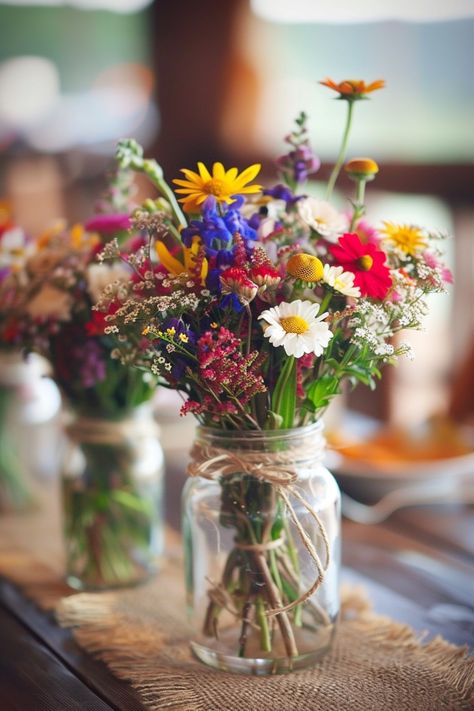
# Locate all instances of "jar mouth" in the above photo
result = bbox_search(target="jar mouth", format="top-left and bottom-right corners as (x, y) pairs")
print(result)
(198, 421), (323, 438)
(196, 421), (325, 454)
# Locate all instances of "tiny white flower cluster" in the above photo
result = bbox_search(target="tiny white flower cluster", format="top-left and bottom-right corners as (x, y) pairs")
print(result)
(97, 239), (120, 262)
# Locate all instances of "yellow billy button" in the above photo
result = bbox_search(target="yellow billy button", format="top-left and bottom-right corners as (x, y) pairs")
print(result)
(344, 157), (379, 181)
(279, 315), (310, 335)
(286, 253), (324, 284)
(358, 254), (374, 271)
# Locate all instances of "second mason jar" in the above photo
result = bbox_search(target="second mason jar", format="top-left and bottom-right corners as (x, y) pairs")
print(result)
(183, 422), (341, 675)
(62, 404), (164, 590)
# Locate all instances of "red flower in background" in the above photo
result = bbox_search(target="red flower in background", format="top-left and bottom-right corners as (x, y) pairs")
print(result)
(330, 233), (391, 299)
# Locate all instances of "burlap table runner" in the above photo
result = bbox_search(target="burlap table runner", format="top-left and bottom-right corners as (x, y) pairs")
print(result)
(0, 489), (473, 711)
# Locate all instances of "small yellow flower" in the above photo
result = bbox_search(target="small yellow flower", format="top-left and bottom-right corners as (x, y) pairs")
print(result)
(345, 157), (379, 180)
(179, 333), (189, 343)
(0, 200), (11, 226)
(210, 322), (218, 329)
(36, 220), (67, 249)
(173, 162), (262, 212)
(70, 223), (100, 250)
(156, 236), (208, 284)
(142, 326), (151, 336)
(287, 253), (324, 284)
(381, 222), (427, 256)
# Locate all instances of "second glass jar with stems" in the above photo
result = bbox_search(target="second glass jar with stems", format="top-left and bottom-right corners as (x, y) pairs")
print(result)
(62, 404), (164, 590)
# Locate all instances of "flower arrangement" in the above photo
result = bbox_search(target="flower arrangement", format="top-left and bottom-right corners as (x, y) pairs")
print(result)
(89, 77), (451, 663)
(0, 178), (163, 587)
(97, 80), (451, 431)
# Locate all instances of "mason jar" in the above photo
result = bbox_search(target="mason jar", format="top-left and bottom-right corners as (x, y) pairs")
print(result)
(62, 404), (164, 590)
(183, 422), (340, 675)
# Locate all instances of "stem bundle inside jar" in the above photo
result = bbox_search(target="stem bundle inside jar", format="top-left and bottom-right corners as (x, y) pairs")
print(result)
(63, 430), (161, 589)
(202, 474), (328, 660)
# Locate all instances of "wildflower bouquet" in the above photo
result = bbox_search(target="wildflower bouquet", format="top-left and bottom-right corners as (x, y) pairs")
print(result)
(0, 204), (40, 509)
(1, 181), (163, 588)
(94, 79), (451, 665)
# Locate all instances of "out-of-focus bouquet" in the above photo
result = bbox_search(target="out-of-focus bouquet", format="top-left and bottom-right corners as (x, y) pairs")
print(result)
(89, 77), (451, 663)
(0, 187), (156, 418)
(0, 178), (163, 589)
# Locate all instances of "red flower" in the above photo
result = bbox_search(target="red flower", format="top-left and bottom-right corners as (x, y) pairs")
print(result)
(85, 311), (108, 336)
(330, 233), (391, 299)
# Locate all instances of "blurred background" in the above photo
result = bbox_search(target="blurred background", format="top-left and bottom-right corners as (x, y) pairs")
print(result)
(0, 0), (473, 428)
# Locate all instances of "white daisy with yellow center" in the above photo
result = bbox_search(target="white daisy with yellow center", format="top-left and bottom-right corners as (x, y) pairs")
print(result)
(259, 299), (333, 358)
(323, 264), (361, 298)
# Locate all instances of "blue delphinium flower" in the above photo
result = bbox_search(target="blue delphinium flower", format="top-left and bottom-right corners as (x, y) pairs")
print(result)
(181, 197), (256, 262)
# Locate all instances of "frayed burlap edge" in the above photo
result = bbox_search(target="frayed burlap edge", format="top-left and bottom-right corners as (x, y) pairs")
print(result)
(55, 583), (474, 711)
(1, 547), (473, 711)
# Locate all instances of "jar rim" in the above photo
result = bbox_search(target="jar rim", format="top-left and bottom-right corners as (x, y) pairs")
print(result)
(197, 420), (324, 445)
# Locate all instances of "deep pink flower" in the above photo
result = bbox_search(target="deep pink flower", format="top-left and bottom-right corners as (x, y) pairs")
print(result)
(85, 213), (131, 234)
(330, 232), (392, 300)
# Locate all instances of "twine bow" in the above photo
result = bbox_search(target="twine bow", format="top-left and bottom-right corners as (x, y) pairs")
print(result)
(188, 440), (331, 618)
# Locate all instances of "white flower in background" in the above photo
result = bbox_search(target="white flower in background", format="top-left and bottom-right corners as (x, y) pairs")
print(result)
(26, 284), (72, 321)
(259, 299), (333, 358)
(0, 227), (33, 270)
(86, 262), (131, 302)
(322, 264), (361, 298)
(297, 198), (347, 241)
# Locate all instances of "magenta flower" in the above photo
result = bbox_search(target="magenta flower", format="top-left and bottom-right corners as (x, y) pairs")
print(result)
(85, 213), (131, 234)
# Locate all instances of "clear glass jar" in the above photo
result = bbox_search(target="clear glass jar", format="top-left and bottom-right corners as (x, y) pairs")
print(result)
(183, 422), (340, 675)
(0, 351), (61, 511)
(62, 404), (164, 590)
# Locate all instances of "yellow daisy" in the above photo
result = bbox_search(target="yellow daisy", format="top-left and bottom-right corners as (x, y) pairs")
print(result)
(173, 162), (262, 212)
(381, 222), (427, 256)
(156, 235), (208, 284)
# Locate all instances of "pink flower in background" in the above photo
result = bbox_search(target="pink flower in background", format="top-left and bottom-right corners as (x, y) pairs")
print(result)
(85, 213), (131, 234)
(355, 219), (381, 247)
(423, 250), (453, 284)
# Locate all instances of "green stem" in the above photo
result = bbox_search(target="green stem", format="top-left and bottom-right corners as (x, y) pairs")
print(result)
(349, 178), (366, 231)
(256, 596), (272, 652)
(142, 160), (187, 229)
(326, 100), (355, 200)
(319, 291), (333, 315)
(245, 305), (252, 357)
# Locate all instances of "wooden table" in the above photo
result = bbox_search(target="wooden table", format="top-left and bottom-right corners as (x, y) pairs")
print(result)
(0, 464), (473, 710)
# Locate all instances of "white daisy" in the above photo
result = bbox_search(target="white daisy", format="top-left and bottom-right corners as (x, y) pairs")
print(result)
(323, 264), (361, 298)
(297, 198), (347, 242)
(259, 299), (333, 358)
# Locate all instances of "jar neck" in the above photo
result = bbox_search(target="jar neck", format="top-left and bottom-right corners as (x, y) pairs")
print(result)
(66, 403), (159, 446)
(195, 422), (326, 463)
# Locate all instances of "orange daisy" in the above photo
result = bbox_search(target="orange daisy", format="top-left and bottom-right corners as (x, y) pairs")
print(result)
(319, 78), (385, 99)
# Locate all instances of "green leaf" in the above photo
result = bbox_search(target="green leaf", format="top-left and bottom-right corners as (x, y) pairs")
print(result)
(271, 356), (296, 429)
(306, 375), (340, 410)
(111, 490), (152, 515)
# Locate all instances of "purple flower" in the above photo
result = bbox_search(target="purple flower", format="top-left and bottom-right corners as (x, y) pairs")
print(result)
(181, 197), (256, 260)
(75, 339), (107, 388)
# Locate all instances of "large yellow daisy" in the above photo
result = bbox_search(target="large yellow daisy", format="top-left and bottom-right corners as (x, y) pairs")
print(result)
(381, 222), (427, 256)
(173, 162), (262, 212)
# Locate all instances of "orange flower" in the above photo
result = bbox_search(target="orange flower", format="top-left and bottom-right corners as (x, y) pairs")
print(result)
(319, 78), (385, 99)
(345, 158), (379, 176)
